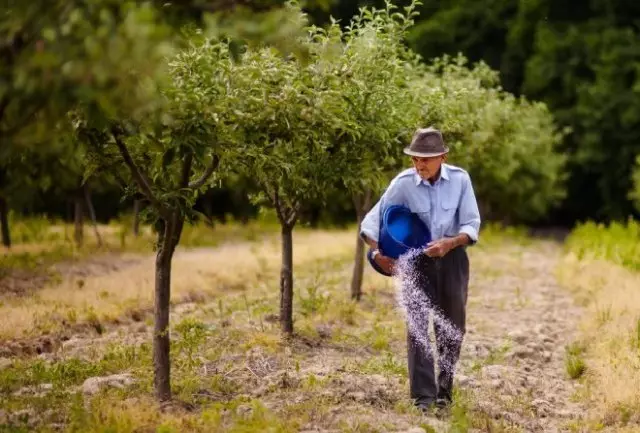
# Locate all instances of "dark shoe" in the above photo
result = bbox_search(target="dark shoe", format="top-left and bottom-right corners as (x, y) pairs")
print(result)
(415, 398), (436, 413)
(435, 397), (451, 409)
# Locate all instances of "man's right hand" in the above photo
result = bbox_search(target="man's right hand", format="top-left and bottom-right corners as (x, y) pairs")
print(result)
(374, 250), (396, 275)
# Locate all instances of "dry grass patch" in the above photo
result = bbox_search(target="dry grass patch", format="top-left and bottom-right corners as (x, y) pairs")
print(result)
(557, 253), (640, 428)
(0, 223), (535, 431)
(0, 229), (355, 341)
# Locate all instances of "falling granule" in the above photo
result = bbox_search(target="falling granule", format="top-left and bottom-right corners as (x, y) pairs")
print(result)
(394, 249), (463, 377)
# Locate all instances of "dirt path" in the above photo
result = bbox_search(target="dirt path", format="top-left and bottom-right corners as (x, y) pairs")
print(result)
(456, 239), (586, 432)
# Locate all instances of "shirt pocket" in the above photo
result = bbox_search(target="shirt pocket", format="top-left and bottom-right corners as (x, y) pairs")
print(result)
(440, 185), (461, 216)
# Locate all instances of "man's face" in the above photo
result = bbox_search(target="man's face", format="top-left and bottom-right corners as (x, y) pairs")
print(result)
(411, 155), (446, 180)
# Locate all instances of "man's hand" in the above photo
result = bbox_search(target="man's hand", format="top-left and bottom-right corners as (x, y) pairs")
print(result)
(374, 251), (396, 274)
(424, 234), (471, 258)
(424, 238), (456, 258)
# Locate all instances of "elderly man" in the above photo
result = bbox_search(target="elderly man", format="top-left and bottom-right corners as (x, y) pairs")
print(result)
(360, 127), (481, 411)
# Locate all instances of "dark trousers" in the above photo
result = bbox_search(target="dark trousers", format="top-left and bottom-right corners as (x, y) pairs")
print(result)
(406, 246), (469, 404)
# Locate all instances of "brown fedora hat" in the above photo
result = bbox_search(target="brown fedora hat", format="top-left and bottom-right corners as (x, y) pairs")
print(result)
(403, 127), (449, 158)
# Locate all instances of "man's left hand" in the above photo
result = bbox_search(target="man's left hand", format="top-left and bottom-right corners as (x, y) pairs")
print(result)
(424, 238), (455, 258)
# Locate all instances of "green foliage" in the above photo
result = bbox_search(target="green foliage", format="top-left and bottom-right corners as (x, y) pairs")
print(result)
(448, 388), (472, 433)
(565, 219), (640, 271)
(229, 33), (352, 220)
(565, 342), (587, 380)
(401, 0), (640, 223)
(350, 352), (407, 378)
(299, 285), (331, 316)
(630, 155), (640, 214)
(172, 317), (210, 371)
(413, 55), (567, 223)
(0, 343), (151, 394)
(323, 1), (424, 198)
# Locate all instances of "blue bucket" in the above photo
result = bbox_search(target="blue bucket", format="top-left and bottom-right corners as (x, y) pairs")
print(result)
(367, 205), (432, 276)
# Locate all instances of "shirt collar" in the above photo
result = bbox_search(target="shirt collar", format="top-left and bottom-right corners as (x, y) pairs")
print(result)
(414, 164), (450, 186)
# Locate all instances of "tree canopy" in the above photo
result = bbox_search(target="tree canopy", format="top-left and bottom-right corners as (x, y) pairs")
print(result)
(309, 0), (640, 224)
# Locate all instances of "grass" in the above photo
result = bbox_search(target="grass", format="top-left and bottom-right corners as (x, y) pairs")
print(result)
(0, 212), (283, 278)
(0, 229), (358, 341)
(0, 220), (538, 432)
(559, 220), (640, 428)
(564, 219), (640, 271)
(564, 343), (586, 380)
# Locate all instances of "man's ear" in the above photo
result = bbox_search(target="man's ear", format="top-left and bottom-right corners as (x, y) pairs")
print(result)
(442, 154), (448, 162)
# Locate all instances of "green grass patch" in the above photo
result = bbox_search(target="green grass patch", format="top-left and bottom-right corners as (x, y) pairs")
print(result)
(476, 222), (532, 247)
(345, 352), (407, 378)
(564, 219), (640, 271)
(565, 341), (587, 380)
(0, 343), (152, 395)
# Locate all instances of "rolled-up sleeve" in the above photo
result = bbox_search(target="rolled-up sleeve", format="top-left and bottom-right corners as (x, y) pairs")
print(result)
(359, 178), (406, 243)
(458, 172), (481, 243)
(360, 200), (381, 242)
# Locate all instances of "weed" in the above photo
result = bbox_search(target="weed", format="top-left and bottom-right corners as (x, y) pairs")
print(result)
(596, 303), (612, 326)
(449, 387), (471, 433)
(631, 317), (640, 351)
(85, 307), (104, 335)
(337, 418), (380, 433)
(240, 331), (281, 353)
(565, 342), (587, 380)
(299, 284), (330, 317)
(337, 300), (357, 325)
(65, 309), (78, 324)
(173, 318), (210, 371)
(351, 352), (406, 378)
(362, 322), (394, 352)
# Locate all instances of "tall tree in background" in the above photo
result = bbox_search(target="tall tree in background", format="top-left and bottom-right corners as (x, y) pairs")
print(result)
(406, 0), (640, 223)
(413, 56), (566, 223)
(312, 0), (640, 224)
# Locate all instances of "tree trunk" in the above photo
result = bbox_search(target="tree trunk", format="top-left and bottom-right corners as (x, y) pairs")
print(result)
(350, 212), (366, 301)
(350, 190), (372, 301)
(83, 183), (103, 247)
(204, 196), (214, 227)
(74, 194), (84, 247)
(132, 199), (141, 237)
(0, 197), (11, 248)
(280, 224), (294, 335)
(153, 212), (183, 402)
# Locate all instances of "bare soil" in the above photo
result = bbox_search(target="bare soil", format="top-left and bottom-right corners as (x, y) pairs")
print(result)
(0, 238), (587, 432)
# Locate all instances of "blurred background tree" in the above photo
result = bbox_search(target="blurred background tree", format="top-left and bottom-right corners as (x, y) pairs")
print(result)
(3, 0), (640, 235)
(307, 0), (640, 225)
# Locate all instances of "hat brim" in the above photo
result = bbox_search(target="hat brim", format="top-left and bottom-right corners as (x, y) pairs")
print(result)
(403, 147), (449, 158)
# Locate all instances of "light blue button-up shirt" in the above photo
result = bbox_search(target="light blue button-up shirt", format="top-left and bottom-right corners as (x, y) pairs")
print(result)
(360, 163), (481, 245)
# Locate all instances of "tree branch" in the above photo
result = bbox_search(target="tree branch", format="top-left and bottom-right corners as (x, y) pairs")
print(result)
(111, 127), (168, 217)
(285, 201), (300, 227)
(188, 155), (219, 189)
